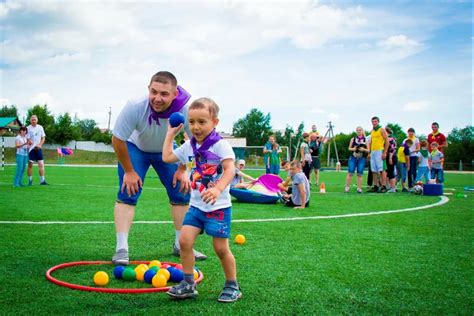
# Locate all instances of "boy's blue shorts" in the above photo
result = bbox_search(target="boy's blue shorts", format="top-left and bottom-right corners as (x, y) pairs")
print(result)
(116, 142), (190, 206)
(183, 205), (232, 238)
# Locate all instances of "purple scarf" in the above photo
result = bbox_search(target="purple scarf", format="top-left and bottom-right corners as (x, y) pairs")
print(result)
(190, 129), (222, 175)
(148, 85), (191, 126)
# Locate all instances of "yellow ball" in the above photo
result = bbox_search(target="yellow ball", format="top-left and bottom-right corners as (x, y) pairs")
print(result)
(235, 234), (246, 244)
(193, 269), (199, 280)
(152, 274), (167, 288)
(148, 260), (161, 269)
(157, 268), (171, 281)
(136, 264), (149, 271)
(135, 266), (147, 281)
(93, 271), (109, 286)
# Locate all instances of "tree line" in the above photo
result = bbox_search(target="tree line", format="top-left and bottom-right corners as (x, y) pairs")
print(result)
(0, 104), (112, 145)
(232, 108), (474, 170)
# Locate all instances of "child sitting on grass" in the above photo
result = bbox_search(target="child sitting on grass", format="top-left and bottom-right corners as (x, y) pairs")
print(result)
(230, 159), (256, 189)
(282, 161), (310, 209)
(163, 97), (241, 303)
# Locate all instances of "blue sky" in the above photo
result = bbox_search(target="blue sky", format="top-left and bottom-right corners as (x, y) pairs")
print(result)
(0, 0), (472, 136)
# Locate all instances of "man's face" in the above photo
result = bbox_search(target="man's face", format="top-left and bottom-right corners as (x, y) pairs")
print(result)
(148, 81), (178, 113)
(371, 119), (379, 128)
(30, 116), (38, 126)
(431, 124), (439, 133)
(269, 136), (275, 144)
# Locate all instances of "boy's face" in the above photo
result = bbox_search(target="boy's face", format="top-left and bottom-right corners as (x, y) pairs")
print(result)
(408, 130), (414, 137)
(431, 143), (438, 150)
(371, 118), (379, 128)
(188, 108), (219, 143)
(148, 81), (178, 113)
(290, 165), (300, 176)
(237, 163), (245, 170)
(269, 136), (275, 144)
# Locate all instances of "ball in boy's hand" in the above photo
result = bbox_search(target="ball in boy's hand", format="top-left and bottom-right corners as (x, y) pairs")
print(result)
(169, 112), (185, 128)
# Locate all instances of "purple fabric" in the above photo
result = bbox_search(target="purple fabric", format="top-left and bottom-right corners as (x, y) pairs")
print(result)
(255, 174), (283, 193)
(190, 129), (223, 175)
(148, 85), (191, 126)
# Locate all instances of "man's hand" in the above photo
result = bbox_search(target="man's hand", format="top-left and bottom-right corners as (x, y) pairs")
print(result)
(201, 187), (221, 205)
(121, 171), (143, 197)
(173, 167), (190, 194)
(382, 152), (387, 159)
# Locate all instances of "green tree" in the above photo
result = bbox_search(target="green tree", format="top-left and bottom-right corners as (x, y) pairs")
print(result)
(232, 108), (272, 145)
(386, 123), (407, 146)
(91, 129), (113, 144)
(445, 126), (474, 170)
(53, 113), (79, 145)
(26, 105), (56, 144)
(75, 119), (99, 140)
(0, 105), (18, 118)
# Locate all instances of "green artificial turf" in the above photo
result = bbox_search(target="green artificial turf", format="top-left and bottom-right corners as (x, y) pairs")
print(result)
(0, 166), (472, 314)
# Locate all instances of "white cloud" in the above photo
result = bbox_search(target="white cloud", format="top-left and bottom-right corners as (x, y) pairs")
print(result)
(310, 108), (326, 114)
(30, 93), (55, 108)
(0, 98), (11, 106)
(378, 34), (423, 60)
(403, 100), (430, 112)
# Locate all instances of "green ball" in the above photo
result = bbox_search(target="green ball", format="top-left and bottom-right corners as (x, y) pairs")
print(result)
(122, 267), (136, 281)
(149, 266), (159, 272)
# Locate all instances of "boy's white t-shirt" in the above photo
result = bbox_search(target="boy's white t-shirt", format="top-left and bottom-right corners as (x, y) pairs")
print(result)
(27, 124), (45, 150)
(173, 139), (235, 212)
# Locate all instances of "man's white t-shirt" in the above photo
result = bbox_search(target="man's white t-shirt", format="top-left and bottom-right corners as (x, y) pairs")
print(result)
(113, 95), (189, 153)
(173, 139), (235, 212)
(27, 124), (45, 151)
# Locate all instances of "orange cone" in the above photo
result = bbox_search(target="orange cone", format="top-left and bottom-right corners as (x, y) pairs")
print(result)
(319, 182), (326, 194)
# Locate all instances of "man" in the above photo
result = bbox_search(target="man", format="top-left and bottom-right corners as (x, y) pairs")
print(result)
(27, 115), (48, 185)
(111, 71), (206, 265)
(427, 122), (448, 153)
(367, 116), (389, 193)
(263, 135), (275, 174)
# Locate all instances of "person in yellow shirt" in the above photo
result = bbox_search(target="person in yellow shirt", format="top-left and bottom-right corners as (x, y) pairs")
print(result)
(396, 139), (413, 192)
(367, 116), (389, 193)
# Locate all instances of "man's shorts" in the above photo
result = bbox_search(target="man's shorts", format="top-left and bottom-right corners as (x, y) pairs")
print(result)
(116, 142), (190, 206)
(28, 148), (44, 162)
(183, 205), (232, 238)
(310, 157), (321, 170)
(370, 150), (384, 172)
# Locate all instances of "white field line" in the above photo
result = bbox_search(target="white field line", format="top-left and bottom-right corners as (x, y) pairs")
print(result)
(0, 196), (449, 225)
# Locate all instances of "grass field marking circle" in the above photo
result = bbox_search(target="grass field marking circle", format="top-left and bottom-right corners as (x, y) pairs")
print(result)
(2, 196), (449, 225)
(45, 260), (204, 294)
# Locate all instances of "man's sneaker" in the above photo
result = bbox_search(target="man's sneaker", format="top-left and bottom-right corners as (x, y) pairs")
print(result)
(28, 179), (33, 186)
(112, 248), (129, 266)
(40, 181), (49, 185)
(356, 188), (363, 194)
(217, 286), (242, 303)
(344, 186), (350, 193)
(167, 280), (198, 299)
(172, 244), (207, 261)
(387, 188), (397, 193)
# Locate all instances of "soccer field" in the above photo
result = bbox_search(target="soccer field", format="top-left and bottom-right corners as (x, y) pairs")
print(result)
(0, 166), (472, 314)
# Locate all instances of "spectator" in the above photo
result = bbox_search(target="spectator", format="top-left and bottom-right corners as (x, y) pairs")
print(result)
(27, 115), (48, 185)
(385, 127), (398, 193)
(309, 133), (323, 186)
(300, 133), (312, 180)
(13, 126), (30, 187)
(403, 128), (420, 189)
(427, 122), (448, 153)
(416, 140), (431, 183)
(344, 127), (368, 193)
(396, 139), (413, 192)
(269, 141), (282, 175)
(263, 136), (274, 174)
(367, 117), (389, 193)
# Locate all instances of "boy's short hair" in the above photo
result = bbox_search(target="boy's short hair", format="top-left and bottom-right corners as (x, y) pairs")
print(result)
(431, 141), (439, 147)
(290, 161), (302, 169)
(420, 140), (428, 147)
(189, 97), (219, 118)
(150, 71), (177, 86)
(432, 122), (439, 127)
(405, 139), (414, 145)
(408, 127), (415, 133)
(19, 126), (27, 132)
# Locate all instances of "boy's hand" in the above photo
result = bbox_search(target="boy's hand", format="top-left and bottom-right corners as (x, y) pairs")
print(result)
(167, 123), (184, 137)
(201, 187), (221, 205)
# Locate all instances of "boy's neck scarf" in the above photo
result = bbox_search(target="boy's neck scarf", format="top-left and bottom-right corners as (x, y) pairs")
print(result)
(431, 149), (439, 157)
(373, 125), (381, 131)
(408, 135), (416, 140)
(432, 131), (440, 136)
(148, 85), (191, 126)
(190, 129), (222, 175)
(420, 149), (429, 158)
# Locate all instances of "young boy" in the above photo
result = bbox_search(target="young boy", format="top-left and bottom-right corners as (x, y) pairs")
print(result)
(163, 97), (241, 303)
(429, 142), (444, 183)
(231, 159), (256, 189)
(396, 138), (413, 192)
(282, 161), (310, 209)
(416, 140), (430, 183)
(278, 160), (292, 193)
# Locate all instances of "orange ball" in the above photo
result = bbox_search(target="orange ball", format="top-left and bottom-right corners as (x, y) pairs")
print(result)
(193, 269), (199, 280)
(157, 268), (171, 281)
(235, 234), (246, 244)
(152, 274), (167, 288)
(148, 260), (161, 269)
(135, 266), (147, 281)
(93, 271), (109, 286)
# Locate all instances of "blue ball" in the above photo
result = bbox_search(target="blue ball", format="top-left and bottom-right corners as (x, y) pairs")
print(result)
(113, 265), (126, 279)
(169, 268), (184, 283)
(169, 112), (185, 128)
(143, 269), (157, 284)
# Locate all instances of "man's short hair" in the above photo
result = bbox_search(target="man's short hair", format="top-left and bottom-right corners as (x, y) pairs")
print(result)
(150, 71), (177, 86)
(432, 122), (439, 128)
(189, 97), (219, 118)
(371, 116), (379, 122)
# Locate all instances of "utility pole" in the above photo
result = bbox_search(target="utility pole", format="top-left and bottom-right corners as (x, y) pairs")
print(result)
(107, 107), (112, 131)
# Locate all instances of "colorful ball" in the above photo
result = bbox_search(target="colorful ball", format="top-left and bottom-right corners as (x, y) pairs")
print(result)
(161, 263), (170, 269)
(122, 267), (136, 281)
(169, 112), (185, 128)
(413, 185), (424, 195)
(135, 266), (147, 281)
(169, 268), (184, 283)
(93, 271), (109, 286)
(193, 269), (199, 280)
(235, 234), (246, 244)
(149, 260), (161, 269)
(158, 268), (171, 281)
(144, 269), (157, 284)
(149, 266), (159, 272)
(152, 274), (167, 288)
(174, 264), (183, 270)
(113, 266), (126, 279)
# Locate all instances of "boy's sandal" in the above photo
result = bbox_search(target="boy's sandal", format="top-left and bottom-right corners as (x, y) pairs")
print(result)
(217, 286), (242, 303)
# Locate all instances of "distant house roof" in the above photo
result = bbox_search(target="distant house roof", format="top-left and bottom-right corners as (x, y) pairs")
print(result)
(0, 117), (22, 130)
